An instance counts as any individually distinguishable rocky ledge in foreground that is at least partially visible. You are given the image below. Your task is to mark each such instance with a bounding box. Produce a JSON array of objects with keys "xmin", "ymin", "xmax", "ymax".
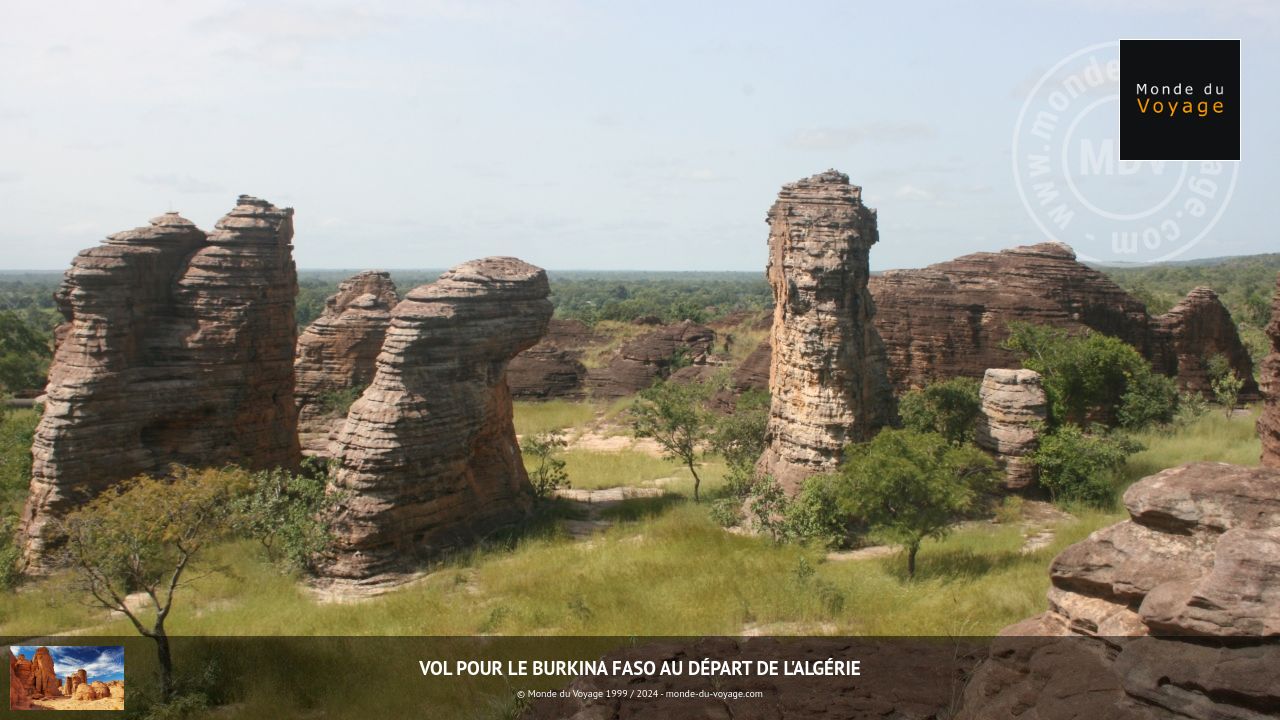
[
  {"xmin": 317, "ymin": 257, "xmax": 553, "ymax": 589},
  {"xmin": 957, "ymin": 461, "xmax": 1280, "ymax": 719}
]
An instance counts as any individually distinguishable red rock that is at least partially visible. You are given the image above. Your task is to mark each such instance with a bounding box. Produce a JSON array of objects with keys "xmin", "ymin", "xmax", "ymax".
[
  {"xmin": 755, "ymin": 170, "xmax": 894, "ymax": 493},
  {"xmin": 584, "ymin": 321, "xmax": 716, "ymax": 399},
  {"xmin": 1259, "ymin": 273, "xmax": 1280, "ymax": 467},
  {"xmin": 318, "ymin": 257, "xmax": 553, "ymax": 588},
  {"xmin": 1151, "ymin": 286, "xmax": 1259, "ymax": 399},
  {"xmin": 20, "ymin": 196, "xmax": 300, "ymax": 571},
  {"xmin": 294, "ymin": 271, "xmax": 399, "ymax": 455},
  {"xmin": 30, "ymin": 647, "xmax": 60, "ymax": 698},
  {"xmin": 9, "ymin": 651, "xmax": 31, "ymax": 710}
]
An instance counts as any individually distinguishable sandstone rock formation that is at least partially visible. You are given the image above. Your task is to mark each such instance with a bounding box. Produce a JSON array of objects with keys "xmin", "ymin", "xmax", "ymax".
[
  {"xmin": 9, "ymin": 651, "xmax": 31, "ymax": 710},
  {"xmin": 30, "ymin": 646, "xmax": 61, "ymax": 698},
  {"xmin": 733, "ymin": 244, "xmax": 1258, "ymax": 401},
  {"xmin": 294, "ymin": 270, "xmax": 399, "ymax": 454},
  {"xmin": 975, "ymin": 369, "xmax": 1048, "ymax": 489},
  {"xmin": 1260, "ymin": 273, "xmax": 1280, "ymax": 467},
  {"xmin": 72, "ymin": 683, "xmax": 96, "ymax": 701},
  {"xmin": 584, "ymin": 320, "xmax": 716, "ymax": 399},
  {"xmin": 507, "ymin": 320, "xmax": 596, "ymax": 400},
  {"xmin": 957, "ymin": 461, "xmax": 1280, "ymax": 719},
  {"xmin": 755, "ymin": 170, "xmax": 894, "ymax": 493},
  {"xmin": 1151, "ymin": 286, "xmax": 1259, "ymax": 399},
  {"xmin": 21, "ymin": 196, "xmax": 300, "ymax": 570},
  {"xmin": 66, "ymin": 668, "xmax": 86, "ymax": 697},
  {"xmin": 320, "ymin": 257, "xmax": 553, "ymax": 587}
]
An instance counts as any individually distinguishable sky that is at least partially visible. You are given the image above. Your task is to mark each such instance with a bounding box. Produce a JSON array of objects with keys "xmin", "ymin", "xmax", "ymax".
[
  {"xmin": 1, "ymin": 1, "xmax": 1275, "ymax": 271},
  {"xmin": 10, "ymin": 645, "xmax": 126, "ymax": 684}
]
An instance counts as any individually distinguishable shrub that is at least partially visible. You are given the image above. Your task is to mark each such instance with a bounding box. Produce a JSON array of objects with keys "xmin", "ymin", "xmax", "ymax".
[
  {"xmin": 521, "ymin": 431, "xmax": 570, "ymax": 499},
  {"xmin": 898, "ymin": 377, "xmax": 982, "ymax": 445},
  {"xmin": 0, "ymin": 514, "xmax": 21, "ymax": 590},
  {"xmin": 1004, "ymin": 323, "xmax": 1178, "ymax": 429},
  {"xmin": 711, "ymin": 389, "xmax": 769, "ymax": 497},
  {"xmin": 782, "ymin": 474, "xmax": 846, "ymax": 546},
  {"xmin": 1207, "ymin": 355, "xmax": 1244, "ymax": 418},
  {"xmin": 317, "ymin": 386, "xmax": 364, "ymax": 417},
  {"xmin": 1032, "ymin": 424, "xmax": 1141, "ymax": 507},
  {"xmin": 232, "ymin": 458, "xmax": 341, "ymax": 573},
  {"xmin": 836, "ymin": 429, "xmax": 997, "ymax": 578},
  {"xmin": 707, "ymin": 498, "xmax": 743, "ymax": 528}
]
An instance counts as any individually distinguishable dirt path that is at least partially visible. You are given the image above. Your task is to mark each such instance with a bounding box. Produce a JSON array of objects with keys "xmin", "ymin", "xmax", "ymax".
[{"xmin": 554, "ymin": 487, "xmax": 665, "ymax": 539}]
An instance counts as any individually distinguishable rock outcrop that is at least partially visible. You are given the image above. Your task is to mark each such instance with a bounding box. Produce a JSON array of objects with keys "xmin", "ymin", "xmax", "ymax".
[
  {"xmin": 294, "ymin": 271, "xmax": 399, "ymax": 455},
  {"xmin": 732, "ymin": 245, "xmax": 1258, "ymax": 402},
  {"xmin": 1260, "ymin": 274, "xmax": 1280, "ymax": 467},
  {"xmin": 66, "ymin": 668, "xmax": 87, "ymax": 698},
  {"xmin": 957, "ymin": 461, "xmax": 1280, "ymax": 719},
  {"xmin": 508, "ymin": 320, "xmax": 596, "ymax": 400},
  {"xmin": 975, "ymin": 369, "xmax": 1048, "ymax": 489},
  {"xmin": 755, "ymin": 170, "xmax": 894, "ymax": 494},
  {"xmin": 584, "ymin": 320, "xmax": 716, "ymax": 399},
  {"xmin": 9, "ymin": 651, "xmax": 30, "ymax": 710},
  {"xmin": 1151, "ymin": 286, "xmax": 1259, "ymax": 400},
  {"xmin": 20, "ymin": 196, "xmax": 300, "ymax": 570},
  {"xmin": 30, "ymin": 647, "xmax": 61, "ymax": 698},
  {"xmin": 320, "ymin": 257, "xmax": 553, "ymax": 587}
]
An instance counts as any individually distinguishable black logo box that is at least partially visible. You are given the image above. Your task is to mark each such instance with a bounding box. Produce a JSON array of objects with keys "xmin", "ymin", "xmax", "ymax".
[{"xmin": 1120, "ymin": 39, "xmax": 1240, "ymax": 161}]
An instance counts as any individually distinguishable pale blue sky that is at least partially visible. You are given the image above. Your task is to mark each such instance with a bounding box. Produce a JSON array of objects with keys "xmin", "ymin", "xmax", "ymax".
[{"xmin": 1, "ymin": 1, "xmax": 1275, "ymax": 271}]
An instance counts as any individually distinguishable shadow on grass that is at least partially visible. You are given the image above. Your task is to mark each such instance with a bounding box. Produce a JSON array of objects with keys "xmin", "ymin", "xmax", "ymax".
[
  {"xmin": 880, "ymin": 546, "xmax": 1033, "ymax": 584},
  {"xmin": 596, "ymin": 495, "xmax": 683, "ymax": 523}
]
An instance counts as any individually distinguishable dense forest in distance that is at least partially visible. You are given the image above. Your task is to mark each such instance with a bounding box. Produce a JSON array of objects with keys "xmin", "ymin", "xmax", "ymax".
[{"xmin": 2, "ymin": 254, "xmax": 1278, "ymax": 396}]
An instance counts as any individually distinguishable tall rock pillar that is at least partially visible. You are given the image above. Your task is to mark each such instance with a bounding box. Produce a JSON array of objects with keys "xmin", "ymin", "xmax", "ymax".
[{"xmin": 755, "ymin": 170, "xmax": 893, "ymax": 494}]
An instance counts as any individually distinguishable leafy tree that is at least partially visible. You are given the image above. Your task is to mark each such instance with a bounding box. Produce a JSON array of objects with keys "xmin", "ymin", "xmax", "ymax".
[
  {"xmin": 1004, "ymin": 323, "xmax": 1178, "ymax": 429},
  {"xmin": 711, "ymin": 389, "xmax": 770, "ymax": 496},
  {"xmin": 1032, "ymin": 424, "xmax": 1141, "ymax": 506},
  {"xmin": 59, "ymin": 467, "xmax": 249, "ymax": 702},
  {"xmin": 836, "ymin": 429, "xmax": 996, "ymax": 578},
  {"xmin": 520, "ymin": 431, "xmax": 570, "ymax": 499},
  {"xmin": 898, "ymin": 377, "xmax": 982, "ymax": 445},
  {"xmin": 1206, "ymin": 354, "xmax": 1244, "ymax": 417},
  {"xmin": 231, "ymin": 458, "xmax": 341, "ymax": 573},
  {"xmin": 631, "ymin": 380, "xmax": 714, "ymax": 501},
  {"xmin": 0, "ymin": 310, "xmax": 51, "ymax": 394}
]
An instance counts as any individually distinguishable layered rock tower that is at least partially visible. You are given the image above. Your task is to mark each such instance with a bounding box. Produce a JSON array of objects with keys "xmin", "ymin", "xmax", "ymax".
[
  {"xmin": 293, "ymin": 270, "xmax": 399, "ymax": 454},
  {"xmin": 1260, "ymin": 273, "xmax": 1280, "ymax": 467},
  {"xmin": 1152, "ymin": 285, "xmax": 1259, "ymax": 399},
  {"xmin": 20, "ymin": 196, "xmax": 299, "ymax": 570},
  {"xmin": 320, "ymin": 257, "xmax": 553, "ymax": 586},
  {"xmin": 975, "ymin": 369, "xmax": 1048, "ymax": 489},
  {"xmin": 755, "ymin": 171, "xmax": 893, "ymax": 494}
]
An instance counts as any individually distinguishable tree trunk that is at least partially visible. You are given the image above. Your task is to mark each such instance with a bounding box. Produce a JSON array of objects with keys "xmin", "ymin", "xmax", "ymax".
[
  {"xmin": 153, "ymin": 626, "xmax": 173, "ymax": 703},
  {"xmin": 907, "ymin": 543, "xmax": 919, "ymax": 579},
  {"xmin": 687, "ymin": 462, "xmax": 702, "ymax": 502}
]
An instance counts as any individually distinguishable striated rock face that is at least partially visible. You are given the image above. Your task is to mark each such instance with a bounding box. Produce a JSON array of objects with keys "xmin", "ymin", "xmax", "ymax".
[
  {"xmin": 1152, "ymin": 286, "xmax": 1259, "ymax": 400},
  {"xmin": 508, "ymin": 319, "xmax": 596, "ymax": 400},
  {"xmin": 67, "ymin": 668, "xmax": 87, "ymax": 697},
  {"xmin": 20, "ymin": 196, "xmax": 300, "ymax": 570},
  {"xmin": 294, "ymin": 271, "xmax": 399, "ymax": 455},
  {"xmin": 1260, "ymin": 274, "xmax": 1280, "ymax": 467},
  {"xmin": 30, "ymin": 646, "xmax": 60, "ymax": 698},
  {"xmin": 9, "ymin": 652, "xmax": 31, "ymax": 710},
  {"xmin": 320, "ymin": 257, "xmax": 553, "ymax": 587},
  {"xmin": 975, "ymin": 369, "xmax": 1047, "ymax": 489},
  {"xmin": 584, "ymin": 320, "xmax": 716, "ymax": 399},
  {"xmin": 869, "ymin": 242, "xmax": 1156, "ymax": 392},
  {"xmin": 755, "ymin": 170, "xmax": 894, "ymax": 494},
  {"xmin": 958, "ymin": 461, "xmax": 1280, "ymax": 720}
]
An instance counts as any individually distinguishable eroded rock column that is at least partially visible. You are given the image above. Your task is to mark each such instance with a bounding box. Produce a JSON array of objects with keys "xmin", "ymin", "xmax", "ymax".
[
  {"xmin": 1260, "ymin": 273, "xmax": 1280, "ymax": 467},
  {"xmin": 975, "ymin": 369, "xmax": 1047, "ymax": 489},
  {"xmin": 755, "ymin": 170, "xmax": 893, "ymax": 494},
  {"xmin": 320, "ymin": 257, "xmax": 553, "ymax": 587}
]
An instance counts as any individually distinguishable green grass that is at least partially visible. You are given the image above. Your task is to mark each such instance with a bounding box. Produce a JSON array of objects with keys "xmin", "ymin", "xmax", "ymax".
[
  {"xmin": 512, "ymin": 400, "xmax": 600, "ymax": 437},
  {"xmin": 1120, "ymin": 405, "xmax": 1262, "ymax": 486}
]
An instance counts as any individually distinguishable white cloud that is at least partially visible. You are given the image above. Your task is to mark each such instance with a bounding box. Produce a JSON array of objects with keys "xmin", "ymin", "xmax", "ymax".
[{"xmin": 787, "ymin": 123, "xmax": 935, "ymax": 150}]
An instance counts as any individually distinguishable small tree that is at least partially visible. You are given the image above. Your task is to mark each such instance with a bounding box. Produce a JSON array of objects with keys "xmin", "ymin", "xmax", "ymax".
[
  {"xmin": 1032, "ymin": 423, "xmax": 1140, "ymax": 506},
  {"xmin": 1206, "ymin": 354, "xmax": 1244, "ymax": 418},
  {"xmin": 231, "ymin": 458, "xmax": 341, "ymax": 573},
  {"xmin": 59, "ymin": 467, "xmax": 248, "ymax": 702},
  {"xmin": 898, "ymin": 377, "xmax": 982, "ymax": 445},
  {"xmin": 631, "ymin": 380, "xmax": 713, "ymax": 501},
  {"xmin": 837, "ymin": 429, "xmax": 996, "ymax": 578},
  {"xmin": 711, "ymin": 389, "xmax": 769, "ymax": 496},
  {"xmin": 520, "ymin": 431, "xmax": 570, "ymax": 499}
]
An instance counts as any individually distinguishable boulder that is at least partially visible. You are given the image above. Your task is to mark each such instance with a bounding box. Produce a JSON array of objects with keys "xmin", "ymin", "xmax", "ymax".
[
  {"xmin": 584, "ymin": 320, "xmax": 716, "ymax": 399},
  {"xmin": 956, "ymin": 461, "xmax": 1280, "ymax": 720},
  {"xmin": 319, "ymin": 257, "xmax": 553, "ymax": 587},
  {"xmin": 73, "ymin": 683, "xmax": 96, "ymax": 701},
  {"xmin": 294, "ymin": 270, "xmax": 399, "ymax": 455},
  {"xmin": 975, "ymin": 368, "xmax": 1047, "ymax": 489},
  {"xmin": 508, "ymin": 319, "xmax": 597, "ymax": 400},
  {"xmin": 1151, "ymin": 286, "xmax": 1259, "ymax": 400},
  {"xmin": 20, "ymin": 196, "xmax": 300, "ymax": 571},
  {"xmin": 9, "ymin": 651, "xmax": 30, "ymax": 710},
  {"xmin": 1260, "ymin": 273, "xmax": 1280, "ymax": 467},
  {"xmin": 755, "ymin": 170, "xmax": 894, "ymax": 494}
]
